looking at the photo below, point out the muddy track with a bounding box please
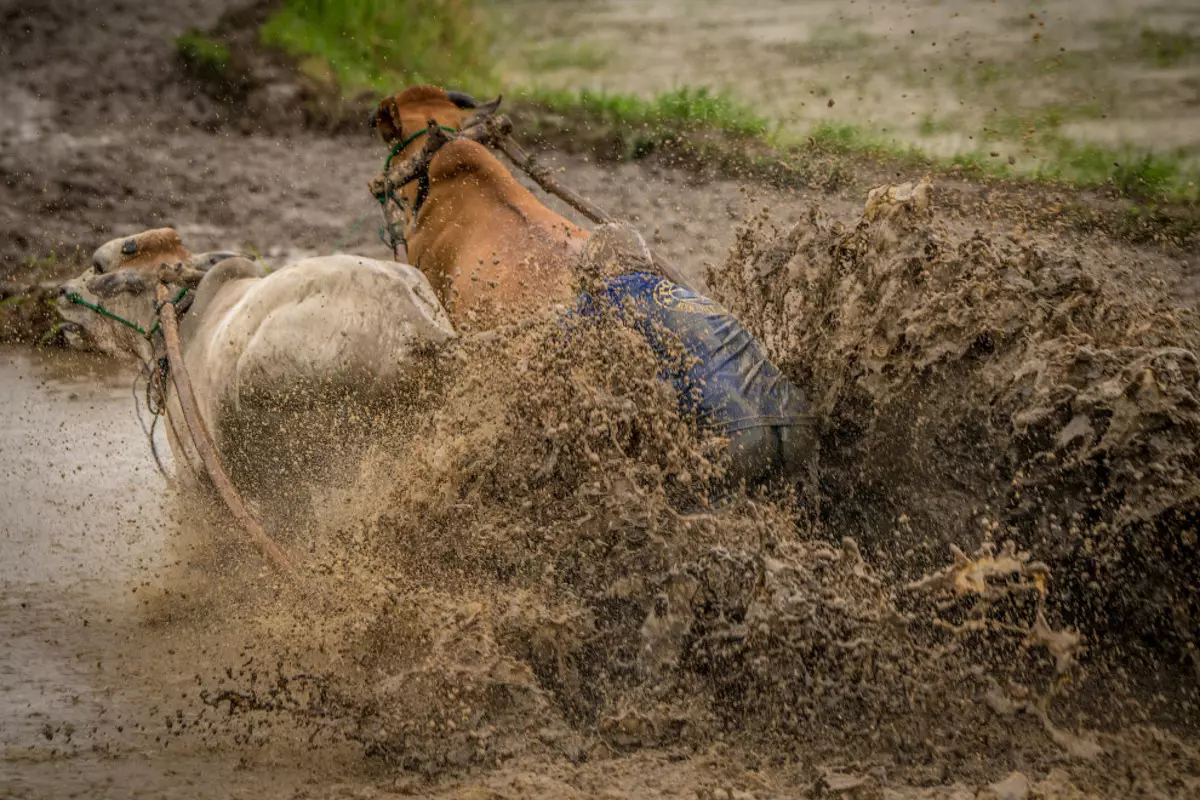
[4,1,1200,798]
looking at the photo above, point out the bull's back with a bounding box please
[411,139,589,327]
[185,255,455,426]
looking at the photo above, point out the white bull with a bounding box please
[57,228,456,516]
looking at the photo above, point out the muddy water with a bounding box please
[0,348,362,798]
[0,345,166,757]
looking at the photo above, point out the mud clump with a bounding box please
[706,176,1200,663]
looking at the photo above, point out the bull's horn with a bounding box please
[86,270,151,299]
[476,94,503,115]
[446,90,479,109]
[463,94,503,128]
[191,251,256,271]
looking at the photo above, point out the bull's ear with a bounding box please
[373,97,403,142]
[463,94,502,128]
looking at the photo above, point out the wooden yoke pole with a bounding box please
[154,284,298,580]
[488,124,697,292]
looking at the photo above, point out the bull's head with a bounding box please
[56,227,250,357]
[371,85,502,147]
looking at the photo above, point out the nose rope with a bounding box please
[63,287,189,338]
[383,125,459,172]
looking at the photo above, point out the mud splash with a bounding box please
[169,189,1198,795]
[706,177,1200,664]
[6,190,1200,796]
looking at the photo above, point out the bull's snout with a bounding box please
[51,285,91,345]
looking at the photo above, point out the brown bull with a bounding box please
[372,86,818,492]
[372,85,590,327]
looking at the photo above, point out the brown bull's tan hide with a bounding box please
[374,85,590,328]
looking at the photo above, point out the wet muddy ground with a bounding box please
[0,347,313,799]
[3,0,1200,798]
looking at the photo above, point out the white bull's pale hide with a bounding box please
[58,229,456,493]
[176,253,454,433]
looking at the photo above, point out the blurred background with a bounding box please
[258,0,1200,197]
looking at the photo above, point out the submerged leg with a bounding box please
[722,421,816,492]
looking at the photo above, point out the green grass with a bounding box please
[175,28,251,100]
[247,1,1198,204]
[526,84,1196,201]
[806,121,927,164]
[1038,142,1198,200]
[1138,27,1199,68]
[175,29,232,71]
[525,86,771,138]
[259,0,497,94]
[977,108,1200,200]
[22,251,59,271]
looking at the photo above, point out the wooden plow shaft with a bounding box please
[155,284,297,580]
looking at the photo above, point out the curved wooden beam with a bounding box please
[154,283,298,579]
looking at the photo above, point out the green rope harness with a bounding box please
[64,286,189,338]
[330,207,377,254]
[375,125,460,250]
[383,125,458,172]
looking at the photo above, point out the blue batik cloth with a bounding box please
[573,272,810,434]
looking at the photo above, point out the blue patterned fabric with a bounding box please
[574,272,810,434]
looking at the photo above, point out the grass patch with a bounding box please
[245,3,1196,205]
[522,86,772,161]
[525,86,771,138]
[807,121,868,153]
[22,251,59,271]
[1096,21,1200,68]
[982,107,1066,144]
[807,121,927,164]
[260,0,497,95]
[980,107,1200,200]
[1138,27,1199,68]
[176,28,251,101]
[1038,142,1199,200]
[176,29,232,71]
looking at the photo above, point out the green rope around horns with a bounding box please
[64,286,189,338]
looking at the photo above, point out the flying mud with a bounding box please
[116,184,1196,798]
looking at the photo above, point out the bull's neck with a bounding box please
[383,132,586,284]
